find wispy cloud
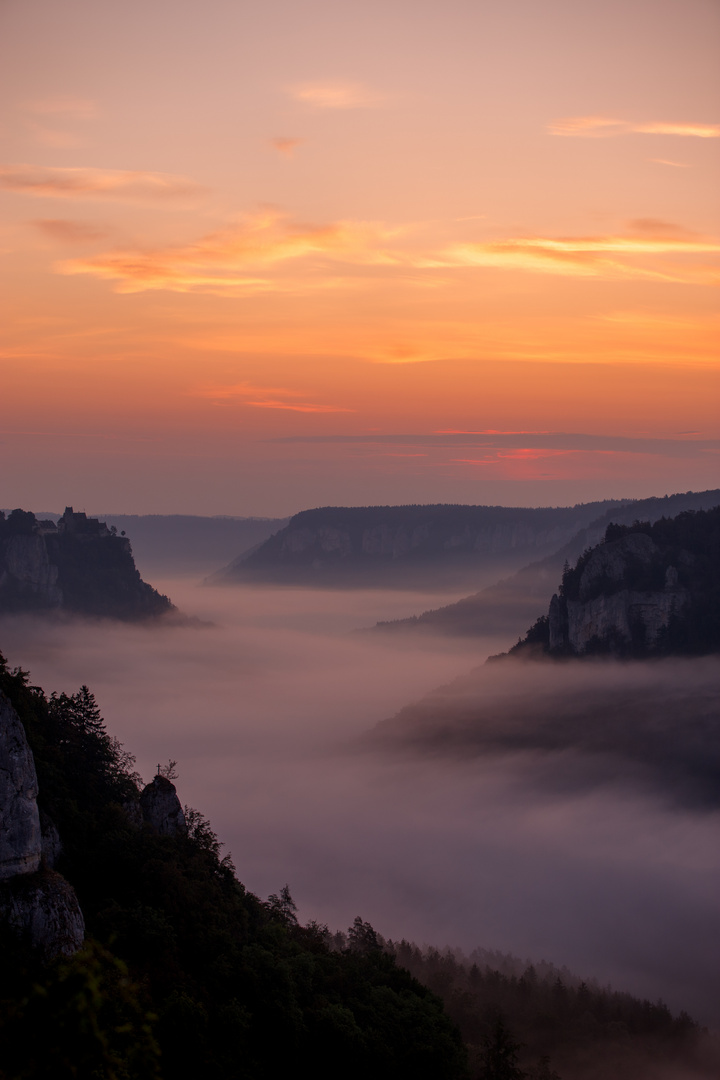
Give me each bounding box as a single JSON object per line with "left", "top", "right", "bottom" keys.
{"left": 33, "top": 218, "right": 108, "bottom": 243}
{"left": 38, "top": 203, "right": 720, "bottom": 294}
{"left": 290, "top": 82, "right": 383, "bottom": 109}
{"left": 269, "top": 432, "right": 720, "bottom": 457}
{"left": 193, "top": 382, "right": 351, "bottom": 413}
{"left": 245, "top": 400, "right": 353, "bottom": 412}
{"left": 549, "top": 116, "right": 720, "bottom": 139}
{"left": 441, "top": 233, "right": 720, "bottom": 282}
{"left": 651, "top": 159, "right": 691, "bottom": 168}
{"left": 58, "top": 209, "right": 404, "bottom": 294}
{"left": 270, "top": 137, "right": 304, "bottom": 156}
{"left": 0, "top": 165, "right": 205, "bottom": 203}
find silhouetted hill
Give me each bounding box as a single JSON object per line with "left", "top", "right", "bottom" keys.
{"left": 0, "top": 507, "right": 174, "bottom": 620}
{"left": 209, "top": 501, "right": 629, "bottom": 589}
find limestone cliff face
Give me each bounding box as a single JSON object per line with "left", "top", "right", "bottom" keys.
{"left": 0, "top": 870, "right": 85, "bottom": 960}
{"left": 0, "top": 506, "right": 174, "bottom": 619}
{"left": 0, "top": 693, "right": 85, "bottom": 959}
{"left": 1, "top": 533, "right": 62, "bottom": 607}
{"left": 0, "top": 694, "right": 42, "bottom": 880}
{"left": 218, "top": 502, "right": 628, "bottom": 585}
{"left": 548, "top": 533, "right": 689, "bottom": 654}
{"left": 565, "top": 589, "right": 687, "bottom": 652}
{"left": 140, "top": 775, "right": 187, "bottom": 837}
{"left": 276, "top": 520, "right": 591, "bottom": 563}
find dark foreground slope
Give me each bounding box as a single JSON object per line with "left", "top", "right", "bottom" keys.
{"left": 209, "top": 501, "right": 627, "bottom": 589}
{"left": 1, "top": 657, "right": 718, "bottom": 1079}
{"left": 0, "top": 656, "right": 465, "bottom": 1080}
{"left": 0, "top": 507, "right": 173, "bottom": 620}
{"left": 369, "top": 489, "right": 720, "bottom": 638}
{"left": 386, "top": 942, "right": 719, "bottom": 1080}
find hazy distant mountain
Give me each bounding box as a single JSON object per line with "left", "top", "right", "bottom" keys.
{"left": 208, "top": 501, "right": 628, "bottom": 589}
{"left": 0, "top": 507, "right": 173, "bottom": 620}
{"left": 369, "top": 489, "right": 720, "bottom": 638}
{"left": 21, "top": 513, "right": 289, "bottom": 579}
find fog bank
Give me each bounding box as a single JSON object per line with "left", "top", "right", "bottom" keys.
{"left": 2, "top": 581, "right": 718, "bottom": 1025}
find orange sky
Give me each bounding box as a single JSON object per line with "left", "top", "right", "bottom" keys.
{"left": 1, "top": 0, "right": 718, "bottom": 514}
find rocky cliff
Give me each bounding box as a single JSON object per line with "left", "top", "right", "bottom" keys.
{"left": 0, "top": 692, "right": 84, "bottom": 959}
{"left": 210, "top": 501, "right": 628, "bottom": 587}
{"left": 0, "top": 694, "right": 42, "bottom": 880}
{"left": 139, "top": 775, "right": 187, "bottom": 836}
{"left": 548, "top": 534, "right": 689, "bottom": 654}
{"left": 0, "top": 506, "right": 174, "bottom": 619}
{"left": 534, "top": 505, "right": 720, "bottom": 657}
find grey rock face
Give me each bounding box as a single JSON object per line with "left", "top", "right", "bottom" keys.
{"left": 121, "top": 797, "right": 144, "bottom": 828}
{"left": 140, "top": 775, "right": 187, "bottom": 836}
{"left": 3, "top": 535, "right": 62, "bottom": 605}
{"left": 548, "top": 532, "right": 688, "bottom": 654}
{"left": 0, "top": 695, "right": 84, "bottom": 959}
{"left": 40, "top": 811, "right": 62, "bottom": 869}
{"left": 0, "top": 870, "right": 85, "bottom": 960}
{"left": 577, "top": 533, "right": 658, "bottom": 603}
{"left": 0, "top": 694, "right": 42, "bottom": 880}
{"left": 566, "top": 589, "right": 687, "bottom": 653}
{"left": 548, "top": 593, "right": 567, "bottom": 652}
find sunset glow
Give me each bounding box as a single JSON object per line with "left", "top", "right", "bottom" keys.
{"left": 1, "top": 0, "right": 718, "bottom": 514}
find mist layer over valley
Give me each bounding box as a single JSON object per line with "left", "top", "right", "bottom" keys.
{"left": 2, "top": 579, "right": 718, "bottom": 1029}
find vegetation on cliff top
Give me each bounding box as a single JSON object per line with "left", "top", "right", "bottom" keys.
{"left": 509, "top": 506, "right": 720, "bottom": 659}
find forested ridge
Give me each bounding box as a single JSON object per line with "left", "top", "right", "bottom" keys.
{"left": 0, "top": 654, "right": 464, "bottom": 1080}
{"left": 510, "top": 506, "right": 720, "bottom": 658}
{"left": 0, "top": 653, "right": 717, "bottom": 1079}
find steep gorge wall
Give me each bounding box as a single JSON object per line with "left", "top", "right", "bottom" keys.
{"left": 0, "top": 507, "right": 173, "bottom": 619}
{"left": 217, "top": 502, "right": 628, "bottom": 584}
{"left": 0, "top": 694, "right": 85, "bottom": 959}
{"left": 548, "top": 532, "right": 691, "bottom": 654}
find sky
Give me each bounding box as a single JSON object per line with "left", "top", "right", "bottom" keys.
{"left": 1, "top": 0, "right": 718, "bottom": 515}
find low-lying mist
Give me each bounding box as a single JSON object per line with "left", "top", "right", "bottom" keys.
{"left": 2, "top": 580, "right": 718, "bottom": 1026}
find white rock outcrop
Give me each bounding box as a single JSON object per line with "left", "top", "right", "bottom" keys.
{"left": 548, "top": 533, "right": 688, "bottom": 654}
{"left": 0, "top": 693, "right": 85, "bottom": 959}
{"left": 0, "top": 870, "right": 85, "bottom": 960}
{"left": 0, "top": 694, "right": 42, "bottom": 880}
{"left": 140, "top": 775, "right": 187, "bottom": 837}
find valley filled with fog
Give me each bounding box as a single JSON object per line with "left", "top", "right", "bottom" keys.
{"left": 2, "top": 579, "right": 718, "bottom": 1025}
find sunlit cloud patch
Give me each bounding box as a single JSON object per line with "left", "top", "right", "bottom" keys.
{"left": 0, "top": 164, "right": 205, "bottom": 203}
{"left": 290, "top": 81, "right": 384, "bottom": 109}
{"left": 549, "top": 116, "right": 720, "bottom": 138}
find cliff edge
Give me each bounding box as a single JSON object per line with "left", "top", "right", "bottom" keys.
{"left": 0, "top": 507, "right": 174, "bottom": 620}
{"left": 511, "top": 505, "right": 720, "bottom": 658}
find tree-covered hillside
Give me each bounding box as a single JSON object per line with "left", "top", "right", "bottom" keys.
{"left": 1, "top": 654, "right": 718, "bottom": 1079}
{"left": 511, "top": 506, "right": 720, "bottom": 658}
{"left": 0, "top": 654, "right": 464, "bottom": 1080}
